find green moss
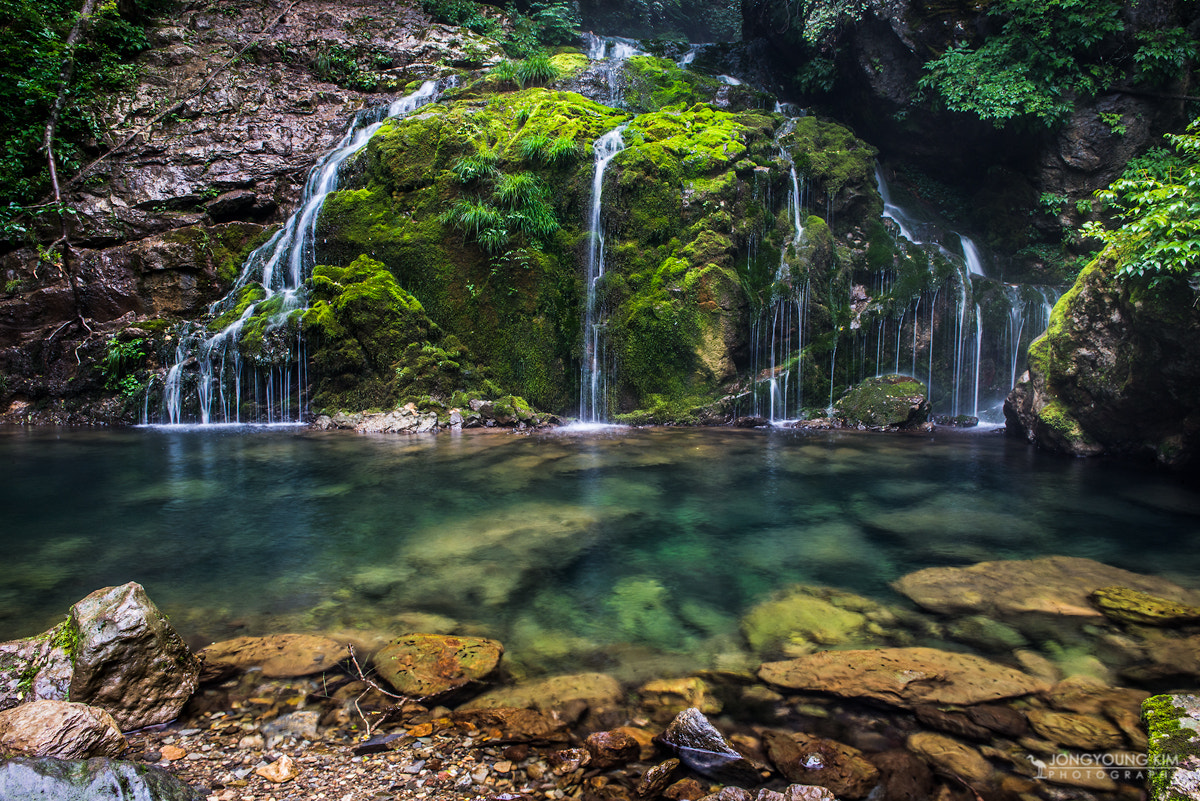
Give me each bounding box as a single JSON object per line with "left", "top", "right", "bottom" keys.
{"left": 833, "top": 374, "right": 929, "bottom": 427}
{"left": 1143, "top": 694, "right": 1200, "bottom": 800}
{"left": 209, "top": 284, "right": 267, "bottom": 331}
{"left": 159, "top": 223, "right": 277, "bottom": 288}
{"left": 1037, "top": 399, "right": 1096, "bottom": 445}
{"left": 782, "top": 116, "right": 881, "bottom": 223}
{"left": 548, "top": 52, "right": 588, "bottom": 79}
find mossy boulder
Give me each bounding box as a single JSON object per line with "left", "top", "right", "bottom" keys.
{"left": 373, "top": 633, "right": 503, "bottom": 700}
{"left": 1004, "top": 254, "right": 1200, "bottom": 466}
{"left": 1090, "top": 586, "right": 1200, "bottom": 627}
{"left": 833, "top": 374, "right": 929, "bottom": 428}
{"left": 1143, "top": 693, "right": 1200, "bottom": 800}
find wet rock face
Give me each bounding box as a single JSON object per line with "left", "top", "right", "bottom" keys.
{"left": 1004, "top": 256, "right": 1200, "bottom": 467}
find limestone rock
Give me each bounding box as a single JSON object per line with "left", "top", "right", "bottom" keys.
{"left": 656, "top": 708, "right": 760, "bottom": 785}
{"left": 462, "top": 672, "right": 622, "bottom": 713}
{"left": 763, "top": 730, "right": 879, "bottom": 799}
{"left": 638, "top": 758, "right": 680, "bottom": 797}
{"left": 0, "top": 756, "right": 204, "bottom": 800}
{"left": 893, "top": 556, "right": 1199, "bottom": 620}
{"left": 68, "top": 583, "right": 201, "bottom": 730}
{"left": 199, "top": 633, "right": 349, "bottom": 679}
{"left": 906, "top": 732, "right": 993, "bottom": 784}
{"left": 1026, "top": 709, "right": 1125, "bottom": 750}
{"left": 0, "top": 699, "right": 127, "bottom": 758}
{"left": 759, "top": 647, "right": 1047, "bottom": 707}
{"left": 255, "top": 754, "right": 298, "bottom": 783}
{"left": 449, "top": 707, "right": 570, "bottom": 744}
{"left": 833, "top": 374, "right": 929, "bottom": 429}
{"left": 0, "top": 583, "right": 200, "bottom": 730}
{"left": 586, "top": 730, "right": 641, "bottom": 769}
{"left": 1090, "top": 586, "right": 1200, "bottom": 626}
{"left": 639, "top": 677, "right": 723, "bottom": 721}
{"left": 373, "top": 633, "right": 502, "bottom": 700}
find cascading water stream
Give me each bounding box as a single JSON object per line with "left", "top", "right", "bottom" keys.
{"left": 579, "top": 126, "right": 627, "bottom": 422}
{"left": 155, "top": 81, "right": 440, "bottom": 425}
{"left": 582, "top": 33, "right": 645, "bottom": 106}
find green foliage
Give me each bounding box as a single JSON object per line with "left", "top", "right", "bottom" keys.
{"left": 1133, "top": 28, "right": 1198, "bottom": 87}
{"left": 518, "top": 133, "right": 552, "bottom": 161}
{"left": 451, "top": 152, "right": 498, "bottom": 184}
{"left": 313, "top": 45, "right": 378, "bottom": 91}
{"left": 918, "top": 0, "right": 1124, "bottom": 126}
{"left": 421, "top": 0, "right": 499, "bottom": 35}
{"left": 516, "top": 53, "right": 559, "bottom": 86}
{"left": 0, "top": 0, "right": 167, "bottom": 206}
{"left": 1083, "top": 118, "right": 1200, "bottom": 288}
{"left": 100, "top": 335, "right": 147, "bottom": 397}
{"left": 440, "top": 171, "right": 558, "bottom": 255}
{"left": 489, "top": 59, "right": 519, "bottom": 88}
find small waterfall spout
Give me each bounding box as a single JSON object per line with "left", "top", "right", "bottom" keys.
{"left": 582, "top": 33, "right": 645, "bottom": 106}
{"left": 579, "top": 126, "right": 627, "bottom": 423}
{"left": 157, "top": 81, "right": 440, "bottom": 424}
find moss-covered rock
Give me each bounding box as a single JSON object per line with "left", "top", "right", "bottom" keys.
{"left": 1004, "top": 254, "right": 1200, "bottom": 466}
{"left": 1143, "top": 693, "right": 1200, "bottom": 800}
{"left": 833, "top": 374, "right": 929, "bottom": 428}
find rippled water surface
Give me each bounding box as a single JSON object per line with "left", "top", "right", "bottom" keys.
{"left": 3, "top": 425, "right": 1198, "bottom": 676}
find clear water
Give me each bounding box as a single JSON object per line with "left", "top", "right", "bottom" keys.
{"left": 2, "top": 426, "right": 1199, "bottom": 678}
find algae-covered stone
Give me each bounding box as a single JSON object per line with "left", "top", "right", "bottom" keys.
{"left": 1090, "top": 586, "right": 1200, "bottom": 626}
{"left": 740, "top": 585, "right": 870, "bottom": 655}
{"left": 833, "top": 374, "right": 928, "bottom": 428}
{"left": 462, "top": 672, "right": 623, "bottom": 712}
{"left": 759, "top": 647, "right": 1047, "bottom": 708}
{"left": 373, "top": 633, "right": 503, "bottom": 700}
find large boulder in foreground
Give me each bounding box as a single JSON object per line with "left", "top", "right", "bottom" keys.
{"left": 0, "top": 757, "right": 203, "bottom": 800}
{"left": 759, "top": 647, "right": 1047, "bottom": 707}
{"left": 0, "top": 583, "right": 200, "bottom": 730}
{"left": 893, "top": 556, "right": 1200, "bottom": 621}
{"left": 373, "top": 633, "right": 503, "bottom": 700}
{"left": 833, "top": 375, "right": 929, "bottom": 429}
{"left": 0, "top": 699, "right": 126, "bottom": 759}
{"left": 1004, "top": 256, "right": 1200, "bottom": 467}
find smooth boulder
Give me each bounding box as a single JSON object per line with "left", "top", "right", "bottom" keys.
{"left": 0, "top": 700, "right": 126, "bottom": 759}
{"left": 759, "top": 647, "right": 1047, "bottom": 707}
{"left": 199, "top": 633, "right": 349, "bottom": 679}
{"left": 373, "top": 633, "right": 502, "bottom": 699}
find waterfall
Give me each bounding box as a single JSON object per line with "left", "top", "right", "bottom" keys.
{"left": 156, "top": 81, "right": 440, "bottom": 425}
{"left": 582, "top": 33, "right": 645, "bottom": 106}
{"left": 579, "top": 126, "right": 627, "bottom": 422}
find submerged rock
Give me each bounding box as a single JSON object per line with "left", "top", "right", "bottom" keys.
{"left": 905, "top": 732, "right": 993, "bottom": 785}
{"left": 893, "top": 556, "right": 1200, "bottom": 620}
{"left": 759, "top": 647, "right": 1047, "bottom": 707}
{"left": 373, "top": 633, "right": 502, "bottom": 700}
{"left": 656, "top": 708, "right": 761, "bottom": 785}
{"left": 0, "top": 700, "right": 127, "bottom": 759}
{"left": 833, "top": 375, "right": 929, "bottom": 429}
{"left": 0, "top": 757, "right": 203, "bottom": 800}
{"left": 0, "top": 583, "right": 200, "bottom": 730}
{"left": 739, "top": 585, "right": 883, "bottom": 656}
{"left": 462, "top": 672, "right": 623, "bottom": 713}
{"left": 762, "top": 730, "right": 880, "bottom": 799}
{"left": 1090, "top": 586, "right": 1200, "bottom": 626}
{"left": 199, "top": 633, "right": 349, "bottom": 680}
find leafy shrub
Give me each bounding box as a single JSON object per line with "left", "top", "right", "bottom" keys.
{"left": 516, "top": 53, "right": 558, "bottom": 86}
{"left": 1083, "top": 118, "right": 1200, "bottom": 288}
